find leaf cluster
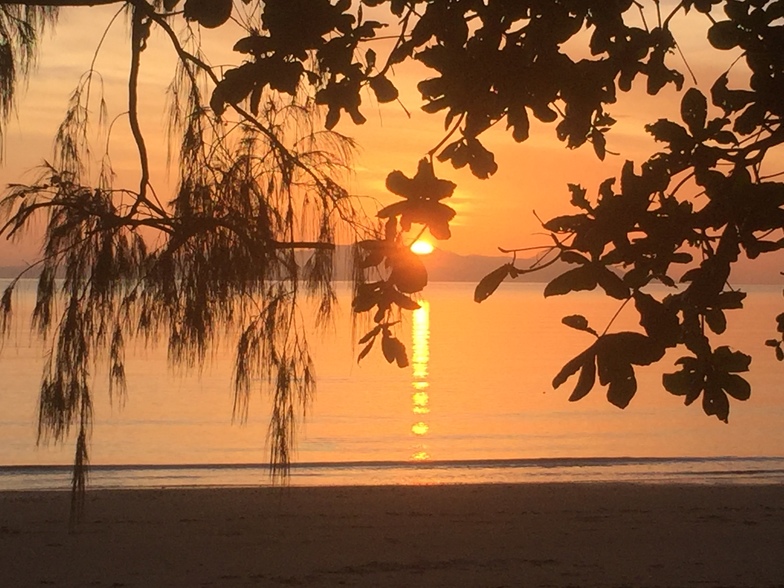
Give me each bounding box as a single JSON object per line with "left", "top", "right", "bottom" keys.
{"left": 469, "top": 2, "right": 783, "bottom": 422}
{"left": 352, "top": 158, "right": 458, "bottom": 362}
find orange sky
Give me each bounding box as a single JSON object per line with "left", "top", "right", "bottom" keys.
{"left": 0, "top": 3, "right": 780, "bottom": 266}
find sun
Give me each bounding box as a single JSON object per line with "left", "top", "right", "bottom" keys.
{"left": 410, "top": 240, "right": 435, "bottom": 255}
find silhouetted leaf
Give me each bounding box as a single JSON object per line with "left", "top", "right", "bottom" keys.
{"left": 543, "top": 214, "right": 588, "bottom": 233}
{"left": 382, "top": 334, "right": 408, "bottom": 367}
{"left": 210, "top": 63, "right": 258, "bottom": 117}
{"left": 596, "top": 267, "right": 629, "bottom": 300}
{"left": 184, "top": 0, "right": 232, "bottom": 29}
{"left": 507, "top": 103, "right": 530, "bottom": 142}
{"left": 474, "top": 264, "right": 511, "bottom": 303}
{"left": 713, "top": 346, "right": 751, "bottom": 372}
{"left": 544, "top": 266, "right": 597, "bottom": 297}
{"left": 384, "top": 158, "right": 456, "bottom": 201}
{"left": 646, "top": 119, "right": 691, "bottom": 145}
{"left": 365, "top": 48, "right": 377, "bottom": 71}
{"left": 605, "top": 363, "right": 637, "bottom": 408}
{"left": 352, "top": 282, "right": 382, "bottom": 312}
{"left": 358, "top": 325, "right": 382, "bottom": 345}
{"left": 634, "top": 292, "right": 679, "bottom": 348}
{"left": 357, "top": 338, "right": 375, "bottom": 362}
{"left": 390, "top": 289, "right": 421, "bottom": 311}
{"left": 703, "top": 383, "right": 730, "bottom": 422}
{"left": 553, "top": 348, "right": 595, "bottom": 390}
{"left": 718, "top": 373, "right": 750, "bottom": 400}
{"left": 569, "top": 356, "right": 597, "bottom": 402}
{"left": 708, "top": 20, "right": 742, "bottom": 49}
{"left": 389, "top": 249, "right": 428, "bottom": 293}
{"left": 561, "top": 314, "right": 598, "bottom": 337}
{"left": 369, "top": 75, "right": 399, "bottom": 103}
{"left": 599, "top": 332, "right": 666, "bottom": 368}
{"left": 561, "top": 314, "right": 588, "bottom": 331}
{"left": 681, "top": 88, "right": 707, "bottom": 135}
{"left": 567, "top": 183, "right": 591, "bottom": 210}
{"left": 705, "top": 307, "right": 727, "bottom": 334}
{"left": 591, "top": 129, "right": 607, "bottom": 160}
{"left": 465, "top": 138, "right": 498, "bottom": 179}
{"left": 663, "top": 367, "right": 702, "bottom": 403}
{"left": 711, "top": 73, "right": 755, "bottom": 113}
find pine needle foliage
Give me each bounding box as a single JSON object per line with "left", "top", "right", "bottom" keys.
{"left": 0, "top": 1, "right": 364, "bottom": 523}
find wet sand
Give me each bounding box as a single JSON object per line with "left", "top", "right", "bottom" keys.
{"left": 2, "top": 483, "right": 784, "bottom": 587}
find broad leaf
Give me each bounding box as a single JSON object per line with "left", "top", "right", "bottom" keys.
{"left": 544, "top": 266, "right": 598, "bottom": 297}
{"left": 681, "top": 88, "right": 708, "bottom": 135}
{"left": 718, "top": 373, "right": 750, "bottom": 401}
{"left": 705, "top": 307, "right": 727, "bottom": 334}
{"left": 605, "top": 363, "right": 637, "bottom": 409}
{"left": 474, "top": 264, "right": 511, "bottom": 303}
{"left": 713, "top": 346, "right": 751, "bottom": 372}
{"left": 596, "top": 267, "right": 629, "bottom": 300}
{"left": 369, "top": 75, "right": 399, "bottom": 103}
{"left": 389, "top": 249, "right": 428, "bottom": 293}
{"left": 708, "top": 20, "right": 742, "bottom": 50}
{"left": 561, "top": 314, "right": 597, "bottom": 337}
{"left": 381, "top": 335, "right": 408, "bottom": 368}
{"left": 384, "top": 158, "right": 456, "bottom": 201}
{"left": 553, "top": 348, "right": 595, "bottom": 390}
{"left": 569, "top": 356, "right": 597, "bottom": 402}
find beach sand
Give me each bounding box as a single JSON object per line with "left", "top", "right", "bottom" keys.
{"left": 2, "top": 483, "right": 783, "bottom": 587}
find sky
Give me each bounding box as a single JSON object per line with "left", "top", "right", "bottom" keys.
{"left": 0, "top": 3, "right": 780, "bottom": 272}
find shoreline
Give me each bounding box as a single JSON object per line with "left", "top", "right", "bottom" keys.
{"left": 4, "top": 454, "right": 784, "bottom": 492}
{"left": 3, "top": 482, "right": 784, "bottom": 587}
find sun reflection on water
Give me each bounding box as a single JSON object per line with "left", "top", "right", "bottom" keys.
{"left": 411, "top": 301, "right": 431, "bottom": 461}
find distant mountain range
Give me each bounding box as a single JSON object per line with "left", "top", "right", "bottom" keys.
{"left": 326, "top": 245, "right": 562, "bottom": 283}
{"left": 335, "top": 245, "right": 784, "bottom": 285}
{"left": 2, "top": 246, "right": 782, "bottom": 285}
{"left": 408, "top": 248, "right": 564, "bottom": 283}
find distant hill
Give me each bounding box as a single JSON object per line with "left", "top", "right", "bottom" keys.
{"left": 421, "top": 248, "right": 563, "bottom": 283}
{"left": 340, "top": 245, "right": 784, "bottom": 285}
{"left": 329, "top": 245, "right": 562, "bottom": 283}
{"left": 0, "top": 266, "right": 39, "bottom": 279}
{"left": 2, "top": 247, "right": 782, "bottom": 285}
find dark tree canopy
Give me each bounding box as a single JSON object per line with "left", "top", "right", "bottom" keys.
{"left": 1, "top": 0, "right": 783, "bottom": 517}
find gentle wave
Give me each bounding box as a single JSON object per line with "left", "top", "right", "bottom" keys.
{"left": 3, "top": 456, "right": 784, "bottom": 492}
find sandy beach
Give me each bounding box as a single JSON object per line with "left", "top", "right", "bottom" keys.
{"left": 2, "top": 483, "right": 783, "bottom": 587}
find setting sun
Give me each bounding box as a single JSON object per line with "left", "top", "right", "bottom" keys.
{"left": 410, "top": 240, "right": 435, "bottom": 255}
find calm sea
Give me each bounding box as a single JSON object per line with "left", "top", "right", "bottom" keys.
{"left": 2, "top": 279, "right": 784, "bottom": 491}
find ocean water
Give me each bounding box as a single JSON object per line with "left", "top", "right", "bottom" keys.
{"left": 2, "top": 278, "right": 784, "bottom": 490}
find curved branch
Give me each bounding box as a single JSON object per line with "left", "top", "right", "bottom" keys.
{"left": 128, "top": 7, "right": 151, "bottom": 208}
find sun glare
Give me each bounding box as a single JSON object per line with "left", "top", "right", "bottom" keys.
{"left": 410, "top": 240, "right": 435, "bottom": 255}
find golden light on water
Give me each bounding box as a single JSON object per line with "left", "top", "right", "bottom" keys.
{"left": 410, "top": 240, "right": 435, "bottom": 255}
{"left": 411, "top": 422, "right": 430, "bottom": 436}
{"left": 412, "top": 303, "right": 430, "bottom": 380}
{"left": 412, "top": 391, "right": 430, "bottom": 415}
{"left": 410, "top": 300, "right": 431, "bottom": 461}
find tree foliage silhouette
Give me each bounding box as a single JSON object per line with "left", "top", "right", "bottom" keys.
{"left": 1, "top": 0, "right": 783, "bottom": 517}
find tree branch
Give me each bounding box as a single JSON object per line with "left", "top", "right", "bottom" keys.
{"left": 128, "top": 6, "right": 151, "bottom": 209}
